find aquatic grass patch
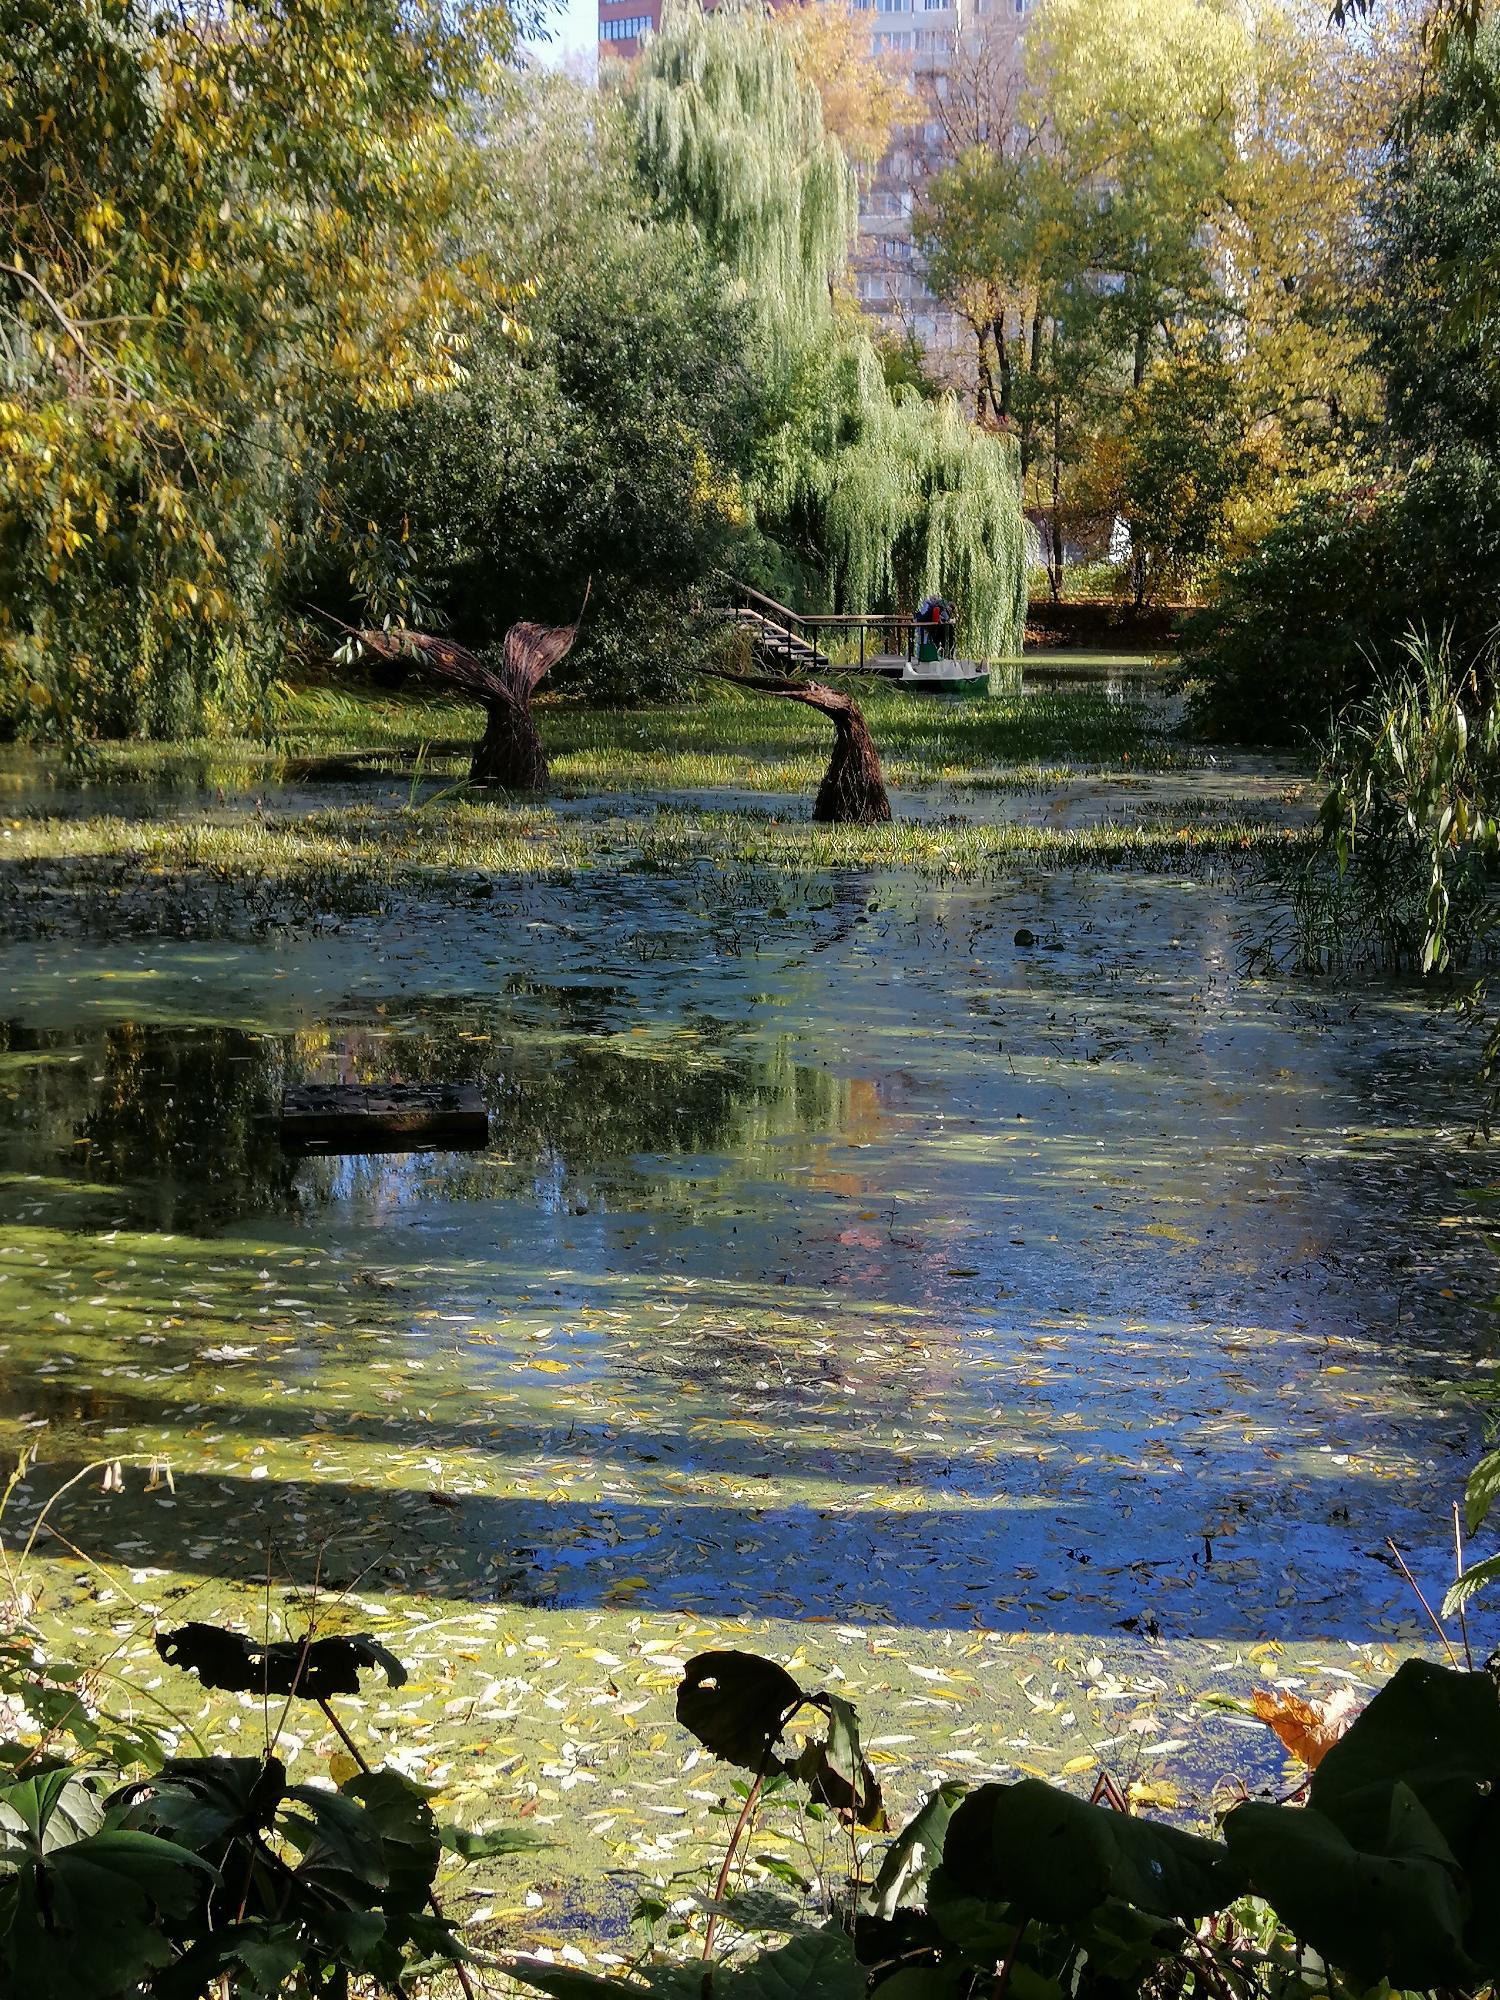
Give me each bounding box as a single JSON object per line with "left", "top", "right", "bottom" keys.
{"left": 0, "top": 799, "right": 1310, "bottom": 942}
{"left": 541, "top": 682, "right": 1201, "bottom": 793}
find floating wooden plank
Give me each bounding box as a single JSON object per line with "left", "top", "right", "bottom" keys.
{"left": 279, "top": 1083, "right": 489, "bottom": 1154}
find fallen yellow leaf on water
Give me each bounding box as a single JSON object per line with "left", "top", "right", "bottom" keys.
{"left": 1062, "top": 1754, "right": 1097, "bottom": 1775}
{"left": 1129, "top": 1779, "right": 1179, "bottom": 1810}
{"left": 329, "top": 1751, "right": 361, "bottom": 1786}
{"left": 1250, "top": 1685, "right": 1362, "bottom": 1769}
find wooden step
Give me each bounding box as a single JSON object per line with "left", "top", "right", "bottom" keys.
{"left": 709, "top": 603, "right": 830, "bottom": 672}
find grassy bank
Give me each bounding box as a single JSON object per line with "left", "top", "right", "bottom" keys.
{"left": 32, "top": 677, "right": 1212, "bottom": 796}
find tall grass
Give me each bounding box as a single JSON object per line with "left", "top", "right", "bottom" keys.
{"left": 1303, "top": 629, "right": 1500, "bottom": 974}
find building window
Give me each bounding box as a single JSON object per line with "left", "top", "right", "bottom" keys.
{"left": 873, "top": 30, "right": 914, "bottom": 49}
{"left": 876, "top": 0, "right": 911, "bottom": 14}
{"left": 600, "top": 13, "right": 652, "bottom": 38}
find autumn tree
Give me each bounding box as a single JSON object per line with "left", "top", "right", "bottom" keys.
{"left": 0, "top": 0, "right": 517, "bottom": 741}
{"left": 774, "top": 0, "right": 916, "bottom": 175}
{"left": 918, "top": 0, "right": 1404, "bottom": 598}
{"left": 627, "top": 2, "right": 1027, "bottom": 660}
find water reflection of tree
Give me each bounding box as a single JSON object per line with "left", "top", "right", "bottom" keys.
{"left": 0, "top": 998, "right": 865, "bottom": 1229}
{"left": 0, "top": 1019, "right": 294, "bottom": 1229}
{"left": 295, "top": 1014, "right": 854, "bottom": 1211}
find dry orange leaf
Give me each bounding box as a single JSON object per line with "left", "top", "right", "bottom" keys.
{"left": 1250, "top": 1685, "right": 1362, "bottom": 1769}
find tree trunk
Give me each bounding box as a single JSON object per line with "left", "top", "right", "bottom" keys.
{"left": 349, "top": 617, "right": 578, "bottom": 794}
{"left": 1018, "top": 311, "right": 1044, "bottom": 483}
{"left": 711, "top": 672, "right": 892, "bottom": 825}
{"left": 471, "top": 687, "right": 548, "bottom": 788}
{"left": 994, "top": 315, "right": 1012, "bottom": 421}
{"left": 811, "top": 695, "right": 892, "bottom": 825}
{"left": 975, "top": 319, "right": 1003, "bottom": 427}
{"left": 1048, "top": 373, "right": 1064, "bottom": 604}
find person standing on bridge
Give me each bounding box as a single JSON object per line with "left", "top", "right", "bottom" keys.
{"left": 916, "top": 595, "right": 956, "bottom": 661}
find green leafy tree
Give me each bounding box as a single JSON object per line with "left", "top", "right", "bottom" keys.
{"left": 315, "top": 77, "right": 758, "bottom": 700}
{"left": 1116, "top": 340, "right": 1247, "bottom": 604}
{"left": 1184, "top": 24, "right": 1500, "bottom": 739}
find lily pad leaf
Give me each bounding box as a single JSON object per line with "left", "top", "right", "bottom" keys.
{"left": 156, "top": 1624, "right": 408, "bottom": 1700}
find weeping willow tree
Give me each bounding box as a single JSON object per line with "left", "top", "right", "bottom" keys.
{"left": 631, "top": 3, "right": 855, "bottom": 329}
{"left": 628, "top": 1, "right": 1026, "bottom": 664}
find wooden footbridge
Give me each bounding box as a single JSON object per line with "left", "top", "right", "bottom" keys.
{"left": 711, "top": 581, "right": 991, "bottom": 695}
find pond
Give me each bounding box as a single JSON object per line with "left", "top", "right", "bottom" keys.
{"left": 0, "top": 711, "right": 1492, "bottom": 1943}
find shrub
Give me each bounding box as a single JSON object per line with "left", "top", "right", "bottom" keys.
{"left": 1177, "top": 483, "right": 1408, "bottom": 745}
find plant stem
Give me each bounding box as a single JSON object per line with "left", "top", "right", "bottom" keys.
{"left": 702, "top": 1772, "right": 765, "bottom": 1971}
{"left": 317, "top": 1696, "right": 482, "bottom": 2000}
{"left": 1453, "top": 1503, "right": 1475, "bottom": 1671}
{"left": 1386, "top": 1537, "right": 1460, "bottom": 1668}
{"left": 995, "top": 1917, "right": 1029, "bottom": 1998}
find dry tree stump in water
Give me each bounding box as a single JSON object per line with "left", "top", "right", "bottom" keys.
{"left": 354, "top": 619, "right": 578, "bottom": 791}
{"left": 714, "top": 672, "right": 892, "bottom": 825}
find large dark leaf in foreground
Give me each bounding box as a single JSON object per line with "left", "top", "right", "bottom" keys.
{"left": 0, "top": 1769, "right": 210, "bottom": 2000}
{"left": 677, "top": 1650, "right": 805, "bottom": 1772}
{"left": 507, "top": 1924, "right": 866, "bottom": 2000}
{"left": 1224, "top": 1787, "right": 1472, "bottom": 1990}
{"left": 943, "top": 1779, "right": 1236, "bottom": 1922}
{"left": 1308, "top": 1659, "right": 1500, "bottom": 1856}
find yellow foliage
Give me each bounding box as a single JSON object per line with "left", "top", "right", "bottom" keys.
{"left": 773, "top": 0, "right": 916, "bottom": 172}
{"left": 0, "top": 0, "right": 526, "bottom": 737}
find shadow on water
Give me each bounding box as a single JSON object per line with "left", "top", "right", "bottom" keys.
{"left": 6, "top": 1448, "right": 1452, "bottom": 1645}
{"left": 0, "top": 864, "right": 1491, "bottom": 1723}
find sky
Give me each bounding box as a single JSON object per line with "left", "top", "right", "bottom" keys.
{"left": 525, "top": 0, "right": 597, "bottom": 63}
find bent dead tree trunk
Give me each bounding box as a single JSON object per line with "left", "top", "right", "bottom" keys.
{"left": 715, "top": 673, "right": 892, "bottom": 825}
{"left": 356, "top": 620, "right": 577, "bottom": 790}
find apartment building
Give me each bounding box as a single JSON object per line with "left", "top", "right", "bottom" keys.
{"left": 597, "top": 3, "right": 657, "bottom": 55}
{"left": 853, "top": 0, "right": 1028, "bottom": 378}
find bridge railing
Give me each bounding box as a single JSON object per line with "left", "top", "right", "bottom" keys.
{"left": 716, "top": 580, "right": 948, "bottom": 669}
